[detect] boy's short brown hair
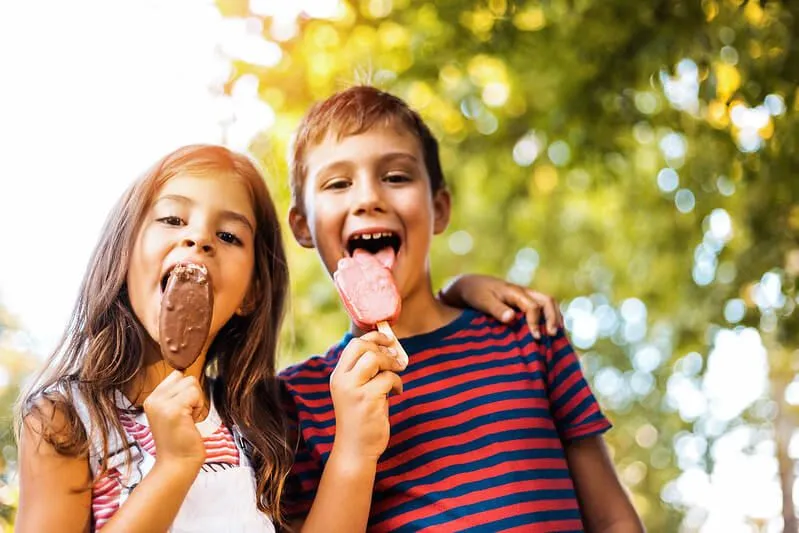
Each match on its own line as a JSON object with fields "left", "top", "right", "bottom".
{"left": 289, "top": 85, "right": 446, "bottom": 212}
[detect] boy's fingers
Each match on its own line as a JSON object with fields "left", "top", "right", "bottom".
{"left": 337, "top": 338, "right": 379, "bottom": 373}
{"left": 528, "top": 291, "right": 562, "bottom": 334}
{"left": 337, "top": 331, "right": 397, "bottom": 372}
{"left": 363, "top": 371, "right": 403, "bottom": 397}
{"left": 360, "top": 330, "right": 394, "bottom": 345}
{"left": 350, "top": 351, "right": 403, "bottom": 386}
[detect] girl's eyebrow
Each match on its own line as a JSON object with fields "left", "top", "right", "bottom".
{"left": 155, "top": 193, "right": 191, "bottom": 205}
{"left": 154, "top": 194, "right": 255, "bottom": 234}
{"left": 220, "top": 210, "right": 255, "bottom": 234}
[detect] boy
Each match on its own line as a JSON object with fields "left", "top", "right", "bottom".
{"left": 281, "top": 86, "right": 643, "bottom": 532}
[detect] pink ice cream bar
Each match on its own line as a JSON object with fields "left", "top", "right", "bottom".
{"left": 334, "top": 250, "right": 408, "bottom": 368}
{"left": 334, "top": 251, "right": 401, "bottom": 329}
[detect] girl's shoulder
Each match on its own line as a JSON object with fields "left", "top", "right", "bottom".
{"left": 32, "top": 379, "right": 134, "bottom": 475}
{"left": 21, "top": 377, "right": 91, "bottom": 458}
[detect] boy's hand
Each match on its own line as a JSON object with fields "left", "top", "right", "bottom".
{"left": 438, "top": 274, "right": 563, "bottom": 339}
{"left": 144, "top": 370, "right": 206, "bottom": 471}
{"left": 330, "top": 331, "right": 404, "bottom": 463}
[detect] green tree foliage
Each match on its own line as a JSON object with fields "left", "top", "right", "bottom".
{"left": 0, "top": 307, "right": 38, "bottom": 530}
{"left": 217, "top": 0, "right": 798, "bottom": 530}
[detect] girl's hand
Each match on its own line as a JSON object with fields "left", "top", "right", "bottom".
{"left": 439, "top": 274, "right": 564, "bottom": 339}
{"left": 143, "top": 370, "right": 206, "bottom": 470}
{"left": 330, "top": 331, "right": 404, "bottom": 463}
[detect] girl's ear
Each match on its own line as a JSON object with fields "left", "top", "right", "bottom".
{"left": 237, "top": 278, "right": 261, "bottom": 316}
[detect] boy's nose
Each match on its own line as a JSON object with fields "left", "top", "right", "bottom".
{"left": 351, "top": 180, "right": 387, "bottom": 215}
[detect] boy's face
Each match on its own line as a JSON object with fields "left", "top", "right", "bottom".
{"left": 290, "top": 124, "right": 450, "bottom": 300}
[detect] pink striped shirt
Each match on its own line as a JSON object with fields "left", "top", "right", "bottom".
{"left": 91, "top": 411, "right": 240, "bottom": 530}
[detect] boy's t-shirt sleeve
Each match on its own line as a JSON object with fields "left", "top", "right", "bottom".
{"left": 280, "top": 381, "right": 321, "bottom": 519}
{"left": 540, "top": 326, "right": 612, "bottom": 441}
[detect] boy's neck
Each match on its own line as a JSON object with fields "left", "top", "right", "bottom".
{"left": 350, "top": 278, "right": 461, "bottom": 339}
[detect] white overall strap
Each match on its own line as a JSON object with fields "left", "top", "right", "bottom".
{"left": 68, "top": 383, "right": 138, "bottom": 478}
{"left": 209, "top": 381, "right": 251, "bottom": 468}
{"left": 231, "top": 425, "right": 253, "bottom": 469}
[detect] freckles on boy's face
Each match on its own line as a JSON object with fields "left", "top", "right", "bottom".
{"left": 298, "top": 125, "right": 448, "bottom": 298}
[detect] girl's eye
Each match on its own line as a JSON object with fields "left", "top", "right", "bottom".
{"left": 157, "top": 216, "right": 184, "bottom": 226}
{"left": 323, "top": 178, "right": 350, "bottom": 191}
{"left": 218, "top": 232, "right": 242, "bottom": 245}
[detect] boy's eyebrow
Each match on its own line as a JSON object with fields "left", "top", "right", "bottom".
{"left": 315, "top": 152, "right": 420, "bottom": 176}
{"left": 154, "top": 194, "right": 255, "bottom": 233}
{"left": 379, "top": 152, "right": 419, "bottom": 164}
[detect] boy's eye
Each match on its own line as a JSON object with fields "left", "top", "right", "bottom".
{"left": 384, "top": 173, "right": 411, "bottom": 183}
{"left": 157, "top": 216, "right": 185, "bottom": 226}
{"left": 218, "top": 231, "right": 242, "bottom": 245}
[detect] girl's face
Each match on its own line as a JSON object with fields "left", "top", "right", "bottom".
{"left": 127, "top": 172, "right": 257, "bottom": 355}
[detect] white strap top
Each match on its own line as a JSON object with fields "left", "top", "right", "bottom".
{"left": 71, "top": 386, "right": 275, "bottom": 532}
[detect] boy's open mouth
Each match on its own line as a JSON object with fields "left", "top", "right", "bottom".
{"left": 345, "top": 231, "right": 401, "bottom": 269}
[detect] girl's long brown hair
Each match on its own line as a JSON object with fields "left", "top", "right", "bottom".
{"left": 16, "top": 145, "right": 293, "bottom": 526}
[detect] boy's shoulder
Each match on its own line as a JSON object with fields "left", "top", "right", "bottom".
{"left": 278, "top": 337, "right": 348, "bottom": 384}
{"left": 399, "top": 308, "right": 536, "bottom": 357}
{"left": 443, "top": 307, "right": 534, "bottom": 342}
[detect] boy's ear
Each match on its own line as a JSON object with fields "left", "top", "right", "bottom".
{"left": 432, "top": 188, "right": 451, "bottom": 235}
{"left": 288, "top": 206, "right": 315, "bottom": 248}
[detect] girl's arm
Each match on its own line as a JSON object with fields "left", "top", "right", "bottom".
{"left": 100, "top": 371, "right": 207, "bottom": 533}
{"left": 17, "top": 372, "right": 207, "bottom": 533}
{"left": 16, "top": 404, "right": 93, "bottom": 533}
{"left": 438, "top": 274, "right": 563, "bottom": 339}
{"left": 565, "top": 436, "right": 645, "bottom": 532}
{"left": 99, "top": 458, "right": 200, "bottom": 532}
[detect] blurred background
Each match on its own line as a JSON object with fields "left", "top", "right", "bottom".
{"left": 1, "top": 0, "right": 797, "bottom": 531}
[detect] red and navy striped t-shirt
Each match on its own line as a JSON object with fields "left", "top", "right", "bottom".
{"left": 280, "top": 309, "right": 611, "bottom": 532}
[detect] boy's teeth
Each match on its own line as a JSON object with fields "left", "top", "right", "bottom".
{"left": 355, "top": 232, "right": 393, "bottom": 240}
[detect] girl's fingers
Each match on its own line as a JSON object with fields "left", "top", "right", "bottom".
{"left": 528, "top": 291, "right": 562, "bottom": 335}
{"left": 498, "top": 285, "right": 543, "bottom": 338}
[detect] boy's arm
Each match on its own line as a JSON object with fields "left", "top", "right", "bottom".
{"left": 537, "top": 327, "right": 643, "bottom": 532}
{"left": 438, "top": 274, "right": 562, "bottom": 339}
{"left": 565, "top": 436, "right": 645, "bottom": 533}
{"left": 287, "top": 331, "right": 403, "bottom": 533}
{"left": 296, "top": 448, "right": 378, "bottom": 533}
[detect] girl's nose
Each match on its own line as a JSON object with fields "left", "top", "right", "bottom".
{"left": 181, "top": 234, "right": 214, "bottom": 255}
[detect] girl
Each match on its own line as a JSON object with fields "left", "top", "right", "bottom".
{"left": 17, "top": 145, "right": 295, "bottom": 532}
{"left": 15, "top": 144, "right": 561, "bottom": 532}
